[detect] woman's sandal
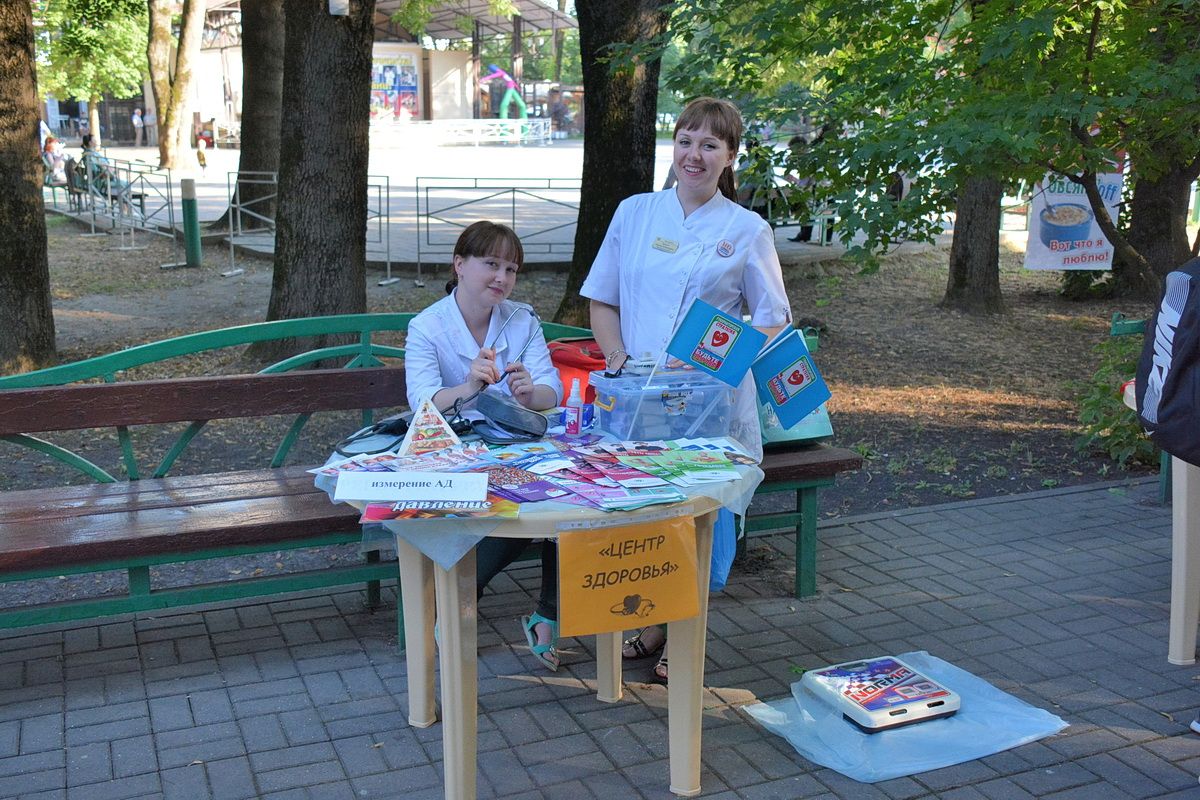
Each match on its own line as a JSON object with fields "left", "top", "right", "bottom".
{"left": 621, "top": 627, "right": 665, "bottom": 660}
{"left": 520, "top": 612, "right": 560, "bottom": 672}
{"left": 649, "top": 655, "right": 668, "bottom": 685}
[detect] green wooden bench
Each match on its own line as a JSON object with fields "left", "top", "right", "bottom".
{"left": 0, "top": 314, "right": 419, "bottom": 637}
{"left": 0, "top": 312, "right": 597, "bottom": 639}
{"left": 0, "top": 312, "right": 854, "bottom": 643}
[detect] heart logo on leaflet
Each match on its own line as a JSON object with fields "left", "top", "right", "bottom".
{"left": 711, "top": 330, "right": 730, "bottom": 347}
{"left": 787, "top": 369, "right": 807, "bottom": 386}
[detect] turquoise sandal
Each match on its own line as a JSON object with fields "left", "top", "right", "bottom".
{"left": 520, "top": 612, "right": 560, "bottom": 671}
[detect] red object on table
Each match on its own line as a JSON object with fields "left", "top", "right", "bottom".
{"left": 548, "top": 338, "right": 604, "bottom": 403}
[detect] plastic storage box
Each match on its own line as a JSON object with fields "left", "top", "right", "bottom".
{"left": 589, "top": 368, "right": 734, "bottom": 441}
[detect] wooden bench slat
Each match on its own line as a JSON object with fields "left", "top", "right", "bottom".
{"left": 0, "top": 491, "right": 362, "bottom": 574}
{"left": 0, "top": 467, "right": 322, "bottom": 524}
{"left": 760, "top": 445, "right": 863, "bottom": 482}
{"left": 0, "top": 368, "right": 406, "bottom": 435}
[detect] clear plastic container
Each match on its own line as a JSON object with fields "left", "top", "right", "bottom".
{"left": 589, "top": 368, "right": 734, "bottom": 441}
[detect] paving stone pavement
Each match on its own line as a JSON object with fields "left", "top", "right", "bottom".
{"left": 2, "top": 478, "right": 1199, "bottom": 799}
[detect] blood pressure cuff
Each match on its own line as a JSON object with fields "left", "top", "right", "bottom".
{"left": 1136, "top": 257, "right": 1200, "bottom": 467}
{"left": 476, "top": 390, "right": 548, "bottom": 438}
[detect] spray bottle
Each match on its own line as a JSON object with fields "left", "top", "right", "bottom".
{"left": 563, "top": 378, "right": 584, "bottom": 437}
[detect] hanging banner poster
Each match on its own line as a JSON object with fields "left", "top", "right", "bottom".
{"left": 557, "top": 514, "right": 699, "bottom": 637}
{"left": 1024, "top": 167, "right": 1124, "bottom": 271}
{"left": 370, "top": 50, "right": 420, "bottom": 123}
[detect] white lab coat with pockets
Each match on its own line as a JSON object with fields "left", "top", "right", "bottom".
{"left": 581, "top": 188, "right": 792, "bottom": 460}
{"left": 404, "top": 292, "right": 563, "bottom": 418}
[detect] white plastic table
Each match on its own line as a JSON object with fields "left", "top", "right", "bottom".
{"left": 1122, "top": 380, "right": 1200, "bottom": 665}
{"left": 390, "top": 496, "right": 722, "bottom": 799}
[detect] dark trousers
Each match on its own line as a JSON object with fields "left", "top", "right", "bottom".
{"left": 475, "top": 537, "right": 558, "bottom": 621}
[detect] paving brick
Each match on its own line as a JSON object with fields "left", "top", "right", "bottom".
{"left": 64, "top": 699, "right": 147, "bottom": 730}
{"left": 160, "top": 763, "right": 211, "bottom": 800}
{"left": 65, "top": 741, "right": 113, "bottom": 787}
{"left": 64, "top": 771, "right": 159, "bottom": 800}
{"left": 1008, "top": 761, "right": 1107, "bottom": 795}
{"left": 205, "top": 756, "right": 257, "bottom": 800}
{"left": 726, "top": 772, "right": 826, "bottom": 799}
{"left": 63, "top": 716, "right": 150, "bottom": 748}
{"left": 350, "top": 766, "right": 443, "bottom": 797}
{"left": 189, "top": 688, "right": 234, "bottom": 726}
{"left": 0, "top": 721, "right": 16, "bottom": 760}
{"left": 1110, "top": 744, "right": 1199, "bottom": 790}
{"left": 1074, "top": 752, "right": 1169, "bottom": 798}
{"left": 0, "top": 763, "right": 64, "bottom": 797}
{"left": 339, "top": 666, "right": 387, "bottom": 700}
{"left": 109, "top": 734, "right": 156, "bottom": 779}
{"left": 478, "top": 747, "right": 537, "bottom": 795}
{"left": 250, "top": 742, "right": 336, "bottom": 773}
{"left": 237, "top": 714, "right": 290, "bottom": 753}
{"left": 279, "top": 708, "right": 333, "bottom": 745}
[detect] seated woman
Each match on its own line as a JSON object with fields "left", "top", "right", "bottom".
{"left": 404, "top": 221, "right": 565, "bottom": 670}
{"left": 42, "top": 137, "right": 67, "bottom": 184}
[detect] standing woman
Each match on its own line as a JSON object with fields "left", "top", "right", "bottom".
{"left": 405, "top": 221, "right": 564, "bottom": 670}
{"left": 580, "top": 97, "right": 793, "bottom": 681}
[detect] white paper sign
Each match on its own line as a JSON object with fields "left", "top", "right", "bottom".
{"left": 334, "top": 471, "right": 488, "bottom": 503}
{"left": 1024, "top": 168, "right": 1124, "bottom": 271}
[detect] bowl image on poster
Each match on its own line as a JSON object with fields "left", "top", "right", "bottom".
{"left": 1039, "top": 203, "right": 1093, "bottom": 251}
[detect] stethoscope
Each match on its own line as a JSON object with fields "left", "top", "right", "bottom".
{"left": 446, "top": 305, "right": 542, "bottom": 420}
{"left": 334, "top": 306, "right": 542, "bottom": 456}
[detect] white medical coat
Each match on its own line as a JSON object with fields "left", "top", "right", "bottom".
{"left": 404, "top": 291, "right": 563, "bottom": 417}
{"left": 580, "top": 188, "right": 792, "bottom": 459}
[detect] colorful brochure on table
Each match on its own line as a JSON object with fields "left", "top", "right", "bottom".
{"left": 751, "top": 328, "right": 832, "bottom": 429}
{"left": 360, "top": 493, "right": 519, "bottom": 521}
{"left": 397, "top": 399, "right": 461, "bottom": 456}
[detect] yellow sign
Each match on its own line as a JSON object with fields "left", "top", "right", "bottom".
{"left": 557, "top": 515, "right": 699, "bottom": 638}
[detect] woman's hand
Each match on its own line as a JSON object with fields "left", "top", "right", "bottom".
{"left": 504, "top": 361, "right": 536, "bottom": 406}
{"left": 469, "top": 347, "right": 500, "bottom": 388}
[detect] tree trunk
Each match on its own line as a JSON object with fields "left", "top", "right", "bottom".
{"left": 553, "top": 0, "right": 671, "bottom": 326}
{"left": 209, "top": 0, "right": 284, "bottom": 232}
{"left": 258, "top": 0, "right": 374, "bottom": 357}
{"left": 87, "top": 95, "right": 101, "bottom": 147}
{"left": 553, "top": 0, "right": 568, "bottom": 83}
{"left": 0, "top": 1, "right": 55, "bottom": 372}
{"left": 1116, "top": 163, "right": 1198, "bottom": 295}
{"left": 147, "top": 0, "right": 206, "bottom": 170}
{"left": 941, "top": 173, "right": 1005, "bottom": 314}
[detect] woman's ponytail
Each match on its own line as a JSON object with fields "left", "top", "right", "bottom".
{"left": 717, "top": 165, "right": 738, "bottom": 202}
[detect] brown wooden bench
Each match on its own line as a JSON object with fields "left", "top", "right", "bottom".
{"left": 750, "top": 443, "right": 864, "bottom": 598}
{"left": 0, "top": 368, "right": 407, "bottom": 634}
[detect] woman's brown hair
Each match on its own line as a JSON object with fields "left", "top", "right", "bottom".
{"left": 673, "top": 97, "right": 744, "bottom": 202}
{"left": 445, "top": 221, "right": 525, "bottom": 294}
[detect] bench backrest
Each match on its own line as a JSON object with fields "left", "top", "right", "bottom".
{"left": 0, "top": 313, "right": 591, "bottom": 484}
{"left": 0, "top": 369, "right": 405, "bottom": 434}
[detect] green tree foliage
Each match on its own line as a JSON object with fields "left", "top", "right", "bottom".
{"left": 664, "top": 0, "right": 1200, "bottom": 291}
{"left": 35, "top": 0, "right": 147, "bottom": 110}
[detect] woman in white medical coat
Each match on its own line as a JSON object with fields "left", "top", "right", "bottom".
{"left": 581, "top": 97, "right": 793, "bottom": 681}
{"left": 405, "top": 221, "right": 565, "bottom": 670}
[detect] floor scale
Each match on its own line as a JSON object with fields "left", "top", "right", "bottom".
{"left": 801, "top": 656, "right": 961, "bottom": 733}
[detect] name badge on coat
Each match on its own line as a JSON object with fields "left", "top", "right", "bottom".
{"left": 652, "top": 237, "right": 680, "bottom": 253}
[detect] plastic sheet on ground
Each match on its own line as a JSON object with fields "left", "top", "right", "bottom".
{"left": 744, "top": 650, "right": 1068, "bottom": 783}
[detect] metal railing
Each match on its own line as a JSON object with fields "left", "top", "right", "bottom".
{"left": 405, "top": 118, "right": 553, "bottom": 146}
{"left": 224, "top": 171, "right": 392, "bottom": 279}
{"left": 66, "top": 155, "right": 178, "bottom": 256}
{"left": 415, "top": 176, "right": 580, "bottom": 286}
